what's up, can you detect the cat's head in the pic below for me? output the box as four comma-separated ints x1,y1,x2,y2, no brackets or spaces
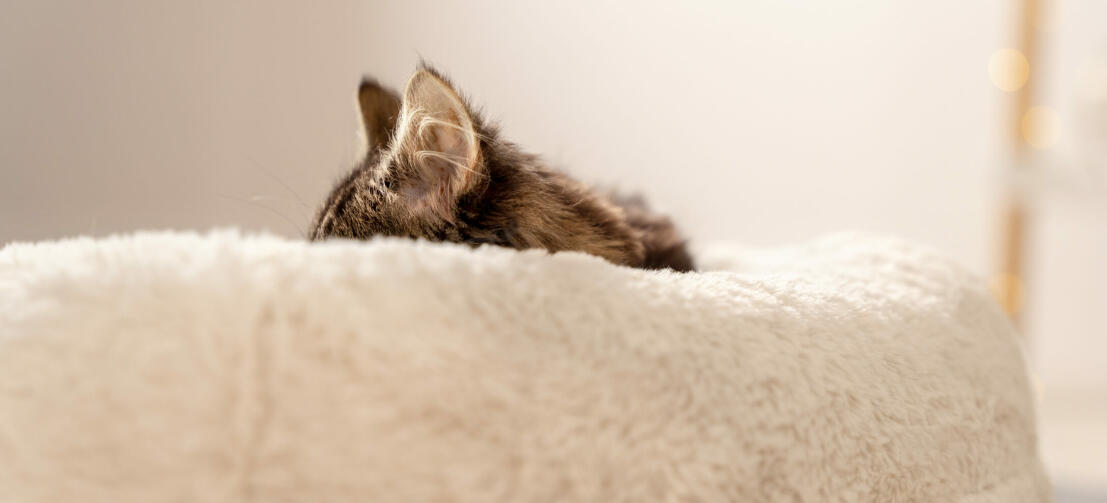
310,65,691,270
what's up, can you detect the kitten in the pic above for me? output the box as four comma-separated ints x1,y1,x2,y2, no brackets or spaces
309,65,694,272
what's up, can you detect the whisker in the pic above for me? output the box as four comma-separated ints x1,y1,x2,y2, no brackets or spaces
414,115,490,142
245,155,312,213
216,193,306,239
412,150,483,177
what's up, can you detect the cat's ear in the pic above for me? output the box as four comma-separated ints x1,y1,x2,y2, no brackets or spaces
391,68,482,220
357,77,402,153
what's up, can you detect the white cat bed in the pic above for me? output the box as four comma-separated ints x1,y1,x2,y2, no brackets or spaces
0,231,1050,502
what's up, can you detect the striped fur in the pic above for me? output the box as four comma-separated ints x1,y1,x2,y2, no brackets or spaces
310,65,693,272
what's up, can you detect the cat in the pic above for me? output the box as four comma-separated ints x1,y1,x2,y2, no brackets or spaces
309,65,694,272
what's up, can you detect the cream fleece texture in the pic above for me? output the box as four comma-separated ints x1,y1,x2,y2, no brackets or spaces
0,231,1050,502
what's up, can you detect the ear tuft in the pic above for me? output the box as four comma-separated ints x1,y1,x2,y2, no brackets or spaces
392,69,482,220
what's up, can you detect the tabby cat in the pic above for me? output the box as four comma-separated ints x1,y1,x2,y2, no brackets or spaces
310,65,693,271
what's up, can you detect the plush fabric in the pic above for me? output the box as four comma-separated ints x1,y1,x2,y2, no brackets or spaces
0,231,1050,502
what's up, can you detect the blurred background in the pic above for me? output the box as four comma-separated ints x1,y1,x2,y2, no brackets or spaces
1,0,1104,496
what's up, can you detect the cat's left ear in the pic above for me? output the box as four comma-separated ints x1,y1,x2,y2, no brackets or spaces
357,77,401,153
391,69,482,220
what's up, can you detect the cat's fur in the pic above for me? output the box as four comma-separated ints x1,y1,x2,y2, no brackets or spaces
310,65,694,272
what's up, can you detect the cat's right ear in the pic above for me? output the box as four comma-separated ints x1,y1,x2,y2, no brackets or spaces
357,77,401,153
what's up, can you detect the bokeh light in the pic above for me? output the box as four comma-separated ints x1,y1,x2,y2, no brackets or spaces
988,49,1030,92
1021,106,1061,149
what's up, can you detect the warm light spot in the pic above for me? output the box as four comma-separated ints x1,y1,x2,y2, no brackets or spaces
988,49,1030,92
1021,106,1061,149
990,273,1022,316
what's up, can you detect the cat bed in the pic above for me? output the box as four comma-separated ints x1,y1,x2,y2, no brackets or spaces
0,231,1050,502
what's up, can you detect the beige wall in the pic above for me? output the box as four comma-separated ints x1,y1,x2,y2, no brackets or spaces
0,0,367,241
1,0,1105,484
